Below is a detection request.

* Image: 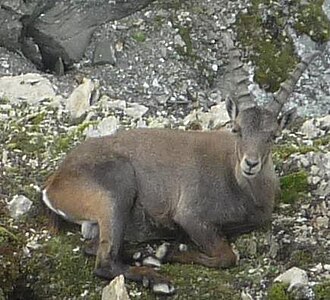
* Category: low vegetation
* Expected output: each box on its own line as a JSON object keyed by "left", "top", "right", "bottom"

{"left": 236, "top": 0, "right": 330, "bottom": 92}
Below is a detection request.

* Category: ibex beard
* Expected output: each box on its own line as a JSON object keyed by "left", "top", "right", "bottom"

{"left": 42, "top": 96, "right": 297, "bottom": 294}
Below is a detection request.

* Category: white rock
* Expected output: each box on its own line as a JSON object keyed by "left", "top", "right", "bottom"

{"left": 324, "top": 152, "right": 330, "bottom": 169}
{"left": 315, "top": 181, "right": 330, "bottom": 196}
{"left": 107, "top": 99, "right": 127, "bottom": 110}
{"left": 299, "top": 156, "right": 310, "bottom": 168}
{"left": 97, "top": 116, "right": 118, "bottom": 136}
{"left": 66, "top": 78, "right": 95, "bottom": 119}
{"left": 148, "top": 117, "right": 169, "bottom": 128}
{"left": 314, "top": 216, "right": 329, "bottom": 229}
{"left": 300, "top": 119, "right": 322, "bottom": 139}
{"left": 81, "top": 222, "right": 99, "bottom": 239}
{"left": 183, "top": 102, "right": 230, "bottom": 130}
{"left": 174, "top": 34, "right": 185, "bottom": 47}
{"left": 212, "top": 64, "right": 218, "bottom": 72}
{"left": 143, "top": 82, "right": 149, "bottom": 89}
{"left": 133, "top": 252, "right": 142, "bottom": 260}
{"left": 85, "top": 116, "right": 118, "bottom": 138}
{"left": 318, "top": 114, "right": 330, "bottom": 130}
{"left": 155, "top": 242, "right": 169, "bottom": 260}
{"left": 309, "top": 263, "right": 323, "bottom": 272}
{"left": 152, "top": 78, "right": 160, "bottom": 87}
{"left": 26, "top": 240, "right": 42, "bottom": 250}
{"left": 7, "top": 195, "right": 33, "bottom": 219}
{"left": 152, "top": 283, "right": 175, "bottom": 295}
{"left": 0, "top": 73, "right": 56, "bottom": 104}
{"left": 142, "top": 256, "right": 161, "bottom": 268}
{"left": 102, "top": 275, "right": 130, "bottom": 300}
{"left": 2, "top": 149, "right": 8, "bottom": 165}
{"left": 208, "top": 102, "right": 230, "bottom": 127}
{"left": 183, "top": 109, "right": 200, "bottom": 126}
{"left": 274, "top": 267, "right": 309, "bottom": 291}
{"left": 311, "top": 165, "right": 320, "bottom": 176}
{"left": 179, "top": 243, "right": 188, "bottom": 252}
{"left": 241, "top": 290, "right": 254, "bottom": 300}
{"left": 136, "top": 119, "right": 147, "bottom": 128}
{"left": 311, "top": 176, "right": 321, "bottom": 185}
{"left": 324, "top": 264, "right": 330, "bottom": 271}
{"left": 125, "top": 103, "right": 148, "bottom": 119}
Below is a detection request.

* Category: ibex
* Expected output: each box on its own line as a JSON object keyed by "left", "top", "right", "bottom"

{"left": 42, "top": 47, "right": 318, "bottom": 293}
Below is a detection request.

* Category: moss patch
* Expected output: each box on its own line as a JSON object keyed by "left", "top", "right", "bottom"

{"left": 314, "top": 134, "right": 330, "bottom": 147}
{"left": 267, "top": 283, "right": 291, "bottom": 300}
{"left": 315, "top": 280, "right": 330, "bottom": 300}
{"left": 161, "top": 264, "right": 239, "bottom": 299}
{"left": 25, "top": 234, "right": 103, "bottom": 299}
{"left": 280, "top": 171, "right": 309, "bottom": 204}
{"left": 289, "top": 249, "right": 314, "bottom": 268}
{"left": 132, "top": 31, "right": 147, "bottom": 43}
{"left": 236, "top": 0, "right": 330, "bottom": 92}
{"left": 236, "top": 0, "right": 298, "bottom": 92}
{"left": 294, "top": 0, "right": 330, "bottom": 43}
{"left": 0, "top": 227, "right": 24, "bottom": 297}
{"left": 274, "top": 144, "right": 317, "bottom": 161}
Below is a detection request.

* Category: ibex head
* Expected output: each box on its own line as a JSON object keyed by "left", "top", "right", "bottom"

{"left": 226, "top": 98, "right": 296, "bottom": 178}
{"left": 225, "top": 47, "right": 319, "bottom": 179}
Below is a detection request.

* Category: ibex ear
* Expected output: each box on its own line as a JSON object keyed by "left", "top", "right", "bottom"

{"left": 278, "top": 107, "right": 297, "bottom": 130}
{"left": 226, "top": 97, "right": 239, "bottom": 120}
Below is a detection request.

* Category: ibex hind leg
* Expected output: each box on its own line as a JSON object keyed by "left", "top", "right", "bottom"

{"left": 91, "top": 167, "right": 175, "bottom": 294}
{"left": 173, "top": 211, "right": 238, "bottom": 268}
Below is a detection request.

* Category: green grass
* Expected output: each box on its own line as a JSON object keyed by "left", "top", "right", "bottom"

{"left": 267, "top": 283, "right": 291, "bottom": 300}
{"left": 280, "top": 171, "right": 309, "bottom": 204}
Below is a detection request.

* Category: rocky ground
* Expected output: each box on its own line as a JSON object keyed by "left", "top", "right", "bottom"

{"left": 0, "top": 0, "right": 330, "bottom": 299}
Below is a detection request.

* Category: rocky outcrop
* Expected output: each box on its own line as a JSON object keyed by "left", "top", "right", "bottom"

{"left": 0, "top": 0, "right": 155, "bottom": 72}
{"left": 0, "top": 73, "right": 58, "bottom": 104}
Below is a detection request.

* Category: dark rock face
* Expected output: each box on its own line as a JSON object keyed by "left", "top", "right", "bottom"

{"left": 0, "top": 0, "right": 155, "bottom": 72}
{"left": 0, "top": 5, "right": 22, "bottom": 52}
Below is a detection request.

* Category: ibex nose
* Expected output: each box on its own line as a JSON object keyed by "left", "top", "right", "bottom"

{"left": 245, "top": 158, "right": 259, "bottom": 169}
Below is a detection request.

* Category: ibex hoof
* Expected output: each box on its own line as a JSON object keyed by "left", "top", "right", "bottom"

{"left": 94, "top": 267, "right": 113, "bottom": 280}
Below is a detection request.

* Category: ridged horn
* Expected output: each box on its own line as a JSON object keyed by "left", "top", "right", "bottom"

{"left": 267, "top": 51, "right": 320, "bottom": 115}
{"left": 223, "top": 32, "right": 255, "bottom": 110}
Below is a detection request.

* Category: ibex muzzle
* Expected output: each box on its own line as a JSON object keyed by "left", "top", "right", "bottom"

{"left": 42, "top": 50, "right": 318, "bottom": 294}
{"left": 230, "top": 105, "right": 287, "bottom": 178}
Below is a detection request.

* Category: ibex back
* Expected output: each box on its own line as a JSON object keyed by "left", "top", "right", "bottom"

{"left": 42, "top": 51, "right": 318, "bottom": 294}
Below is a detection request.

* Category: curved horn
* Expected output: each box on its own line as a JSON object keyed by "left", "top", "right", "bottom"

{"left": 267, "top": 51, "right": 320, "bottom": 115}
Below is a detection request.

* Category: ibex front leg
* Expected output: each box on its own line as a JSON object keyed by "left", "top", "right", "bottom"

{"left": 171, "top": 212, "right": 238, "bottom": 268}
{"left": 93, "top": 202, "right": 129, "bottom": 279}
